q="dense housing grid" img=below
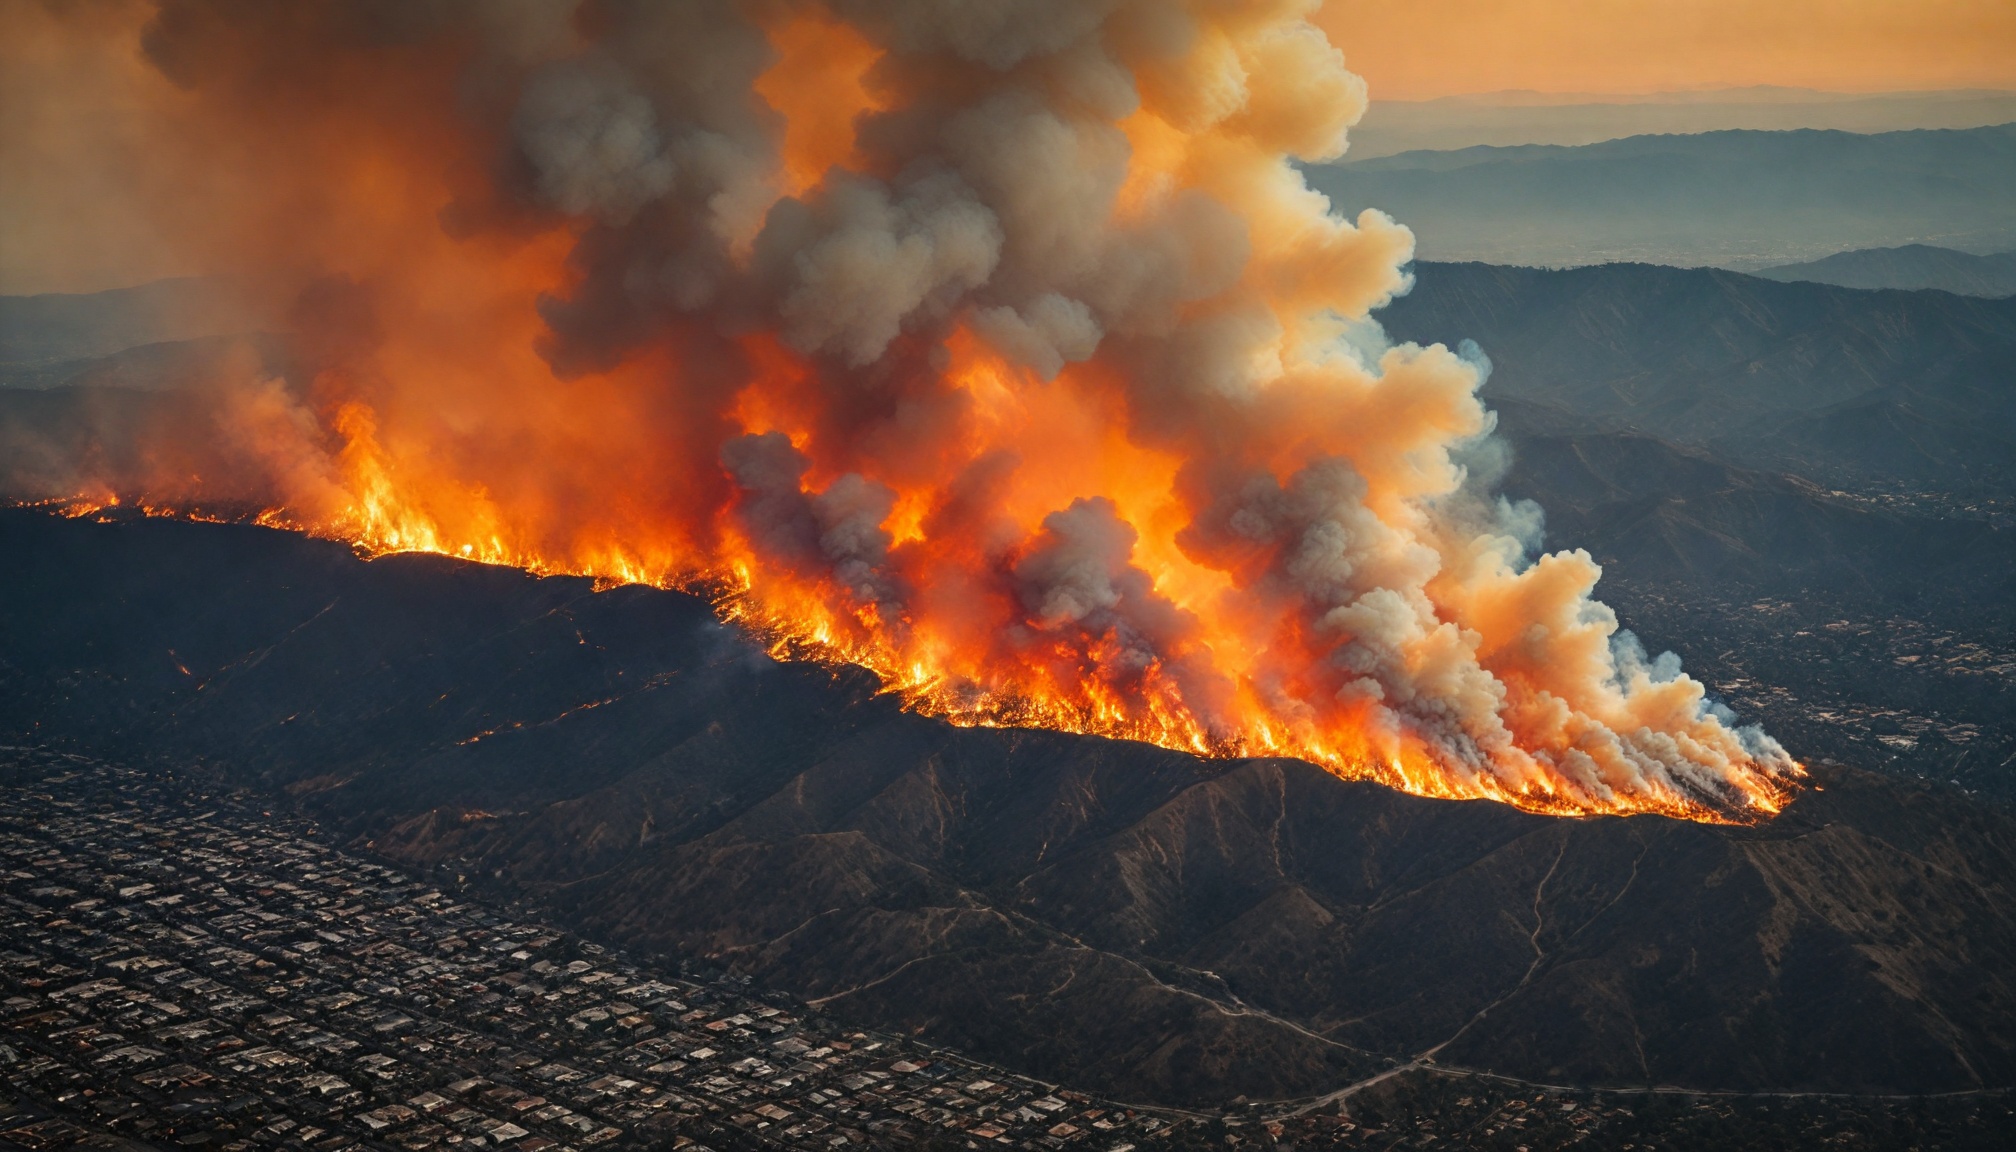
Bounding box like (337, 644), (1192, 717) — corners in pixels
(3, 749), (2010, 1152)
(0, 751), (1172, 1152)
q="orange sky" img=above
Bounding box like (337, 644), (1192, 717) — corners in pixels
(4, 0), (2013, 295)
(1317, 0), (2016, 100)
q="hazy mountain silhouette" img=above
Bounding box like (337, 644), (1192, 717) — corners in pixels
(0, 277), (265, 383)
(1307, 124), (2016, 269)
(1346, 88), (2016, 160)
(1757, 244), (2016, 297)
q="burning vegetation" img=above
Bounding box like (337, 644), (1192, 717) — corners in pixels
(7, 0), (1798, 820)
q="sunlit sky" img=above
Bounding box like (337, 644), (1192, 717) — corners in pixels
(1317, 0), (2016, 100)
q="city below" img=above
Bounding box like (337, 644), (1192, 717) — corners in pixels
(2, 749), (1173, 1152)
(3, 748), (2005, 1152)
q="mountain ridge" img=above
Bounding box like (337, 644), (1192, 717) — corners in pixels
(1308, 124), (2016, 268)
(1757, 244), (2016, 297)
(1344, 89), (2016, 160)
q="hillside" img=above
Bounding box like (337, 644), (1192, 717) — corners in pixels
(1306, 124), (2016, 269)
(1379, 261), (2016, 494)
(3, 510), (2013, 1107)
(1757, 244), (2016, 297)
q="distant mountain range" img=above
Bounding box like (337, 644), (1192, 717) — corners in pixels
(1307, 123), (2016, 269)
(1347, 87), (2016, 160)
(1757, 244), (2016, 297)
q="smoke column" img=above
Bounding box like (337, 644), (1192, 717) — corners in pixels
(2, 0), (1798, 820)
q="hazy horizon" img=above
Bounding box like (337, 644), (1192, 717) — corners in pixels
(1344, 85), (2016, 160)
(1316, 0), (2016, 101)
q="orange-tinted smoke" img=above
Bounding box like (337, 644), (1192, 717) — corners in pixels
(6, 0), (1800, 822)
(753, 8), (884, 198)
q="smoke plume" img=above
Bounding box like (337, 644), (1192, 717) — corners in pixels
(1, 0), (1798, 818)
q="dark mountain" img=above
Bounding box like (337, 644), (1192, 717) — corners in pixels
(1306, 124), (2016, 269)
(1380, 261), (2016, 494)
(4, 510), (2014, 1108)
(1757, 244), (2016, 297)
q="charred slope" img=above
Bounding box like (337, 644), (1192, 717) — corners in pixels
(3, 510), (2015, 1105)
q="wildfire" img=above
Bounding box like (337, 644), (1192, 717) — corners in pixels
(46, 351), (1798, 826)
(9, 0), (1801, 823)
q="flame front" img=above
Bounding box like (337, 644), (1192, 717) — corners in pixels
(11, 1), (1800, 822)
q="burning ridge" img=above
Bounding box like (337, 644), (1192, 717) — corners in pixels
(4, 1), (1799, 821)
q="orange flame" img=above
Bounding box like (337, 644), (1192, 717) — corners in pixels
(45, 315), (1797, 824)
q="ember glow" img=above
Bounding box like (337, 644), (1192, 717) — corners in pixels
(8, 1), (1800, 821)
